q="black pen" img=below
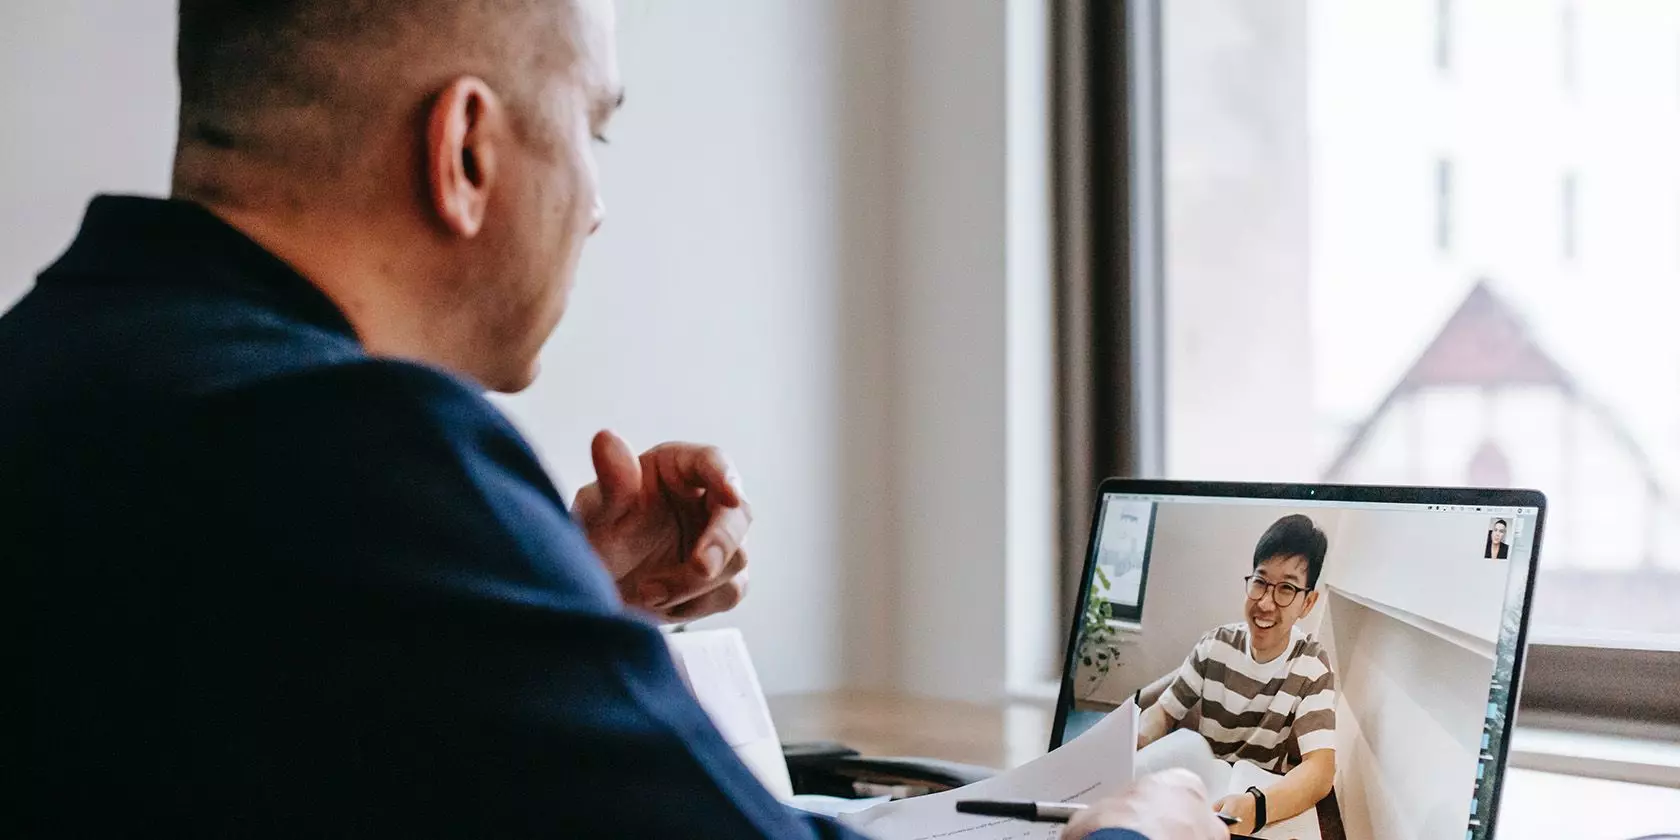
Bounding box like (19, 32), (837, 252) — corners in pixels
(954, 799), (1242, 828)
(956, 799), (1088, 822)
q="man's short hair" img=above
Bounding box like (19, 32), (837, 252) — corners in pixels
(175, 1), (570, 172)
(1253, 514), (1329, 589)
(1494, 519), (1508, 527)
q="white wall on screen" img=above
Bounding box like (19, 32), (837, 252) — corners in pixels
(1319, 593), (1492, 840)
(1322, 509), (1516, 645)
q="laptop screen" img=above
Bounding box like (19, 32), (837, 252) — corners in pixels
(1050, 482), (1544, 840)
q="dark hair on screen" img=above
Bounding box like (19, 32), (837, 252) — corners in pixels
(1253, 514), (1329, 589)
(1494, 519), (1508, 527)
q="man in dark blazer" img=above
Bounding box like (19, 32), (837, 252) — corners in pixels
(1, 1), (1221, 838)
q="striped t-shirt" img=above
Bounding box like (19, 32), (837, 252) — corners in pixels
(1156, 623), (1336, 772)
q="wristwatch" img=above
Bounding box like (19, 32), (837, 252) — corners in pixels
(1247, 786), (1268, 829)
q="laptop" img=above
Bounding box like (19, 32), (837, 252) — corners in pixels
(1049, 480), (1546, 840)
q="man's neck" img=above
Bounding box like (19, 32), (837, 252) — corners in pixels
(1251, 631), (1291, 664)
(190, 198), (474, 376)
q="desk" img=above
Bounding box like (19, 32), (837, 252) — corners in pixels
(769, 691), (1680, 840)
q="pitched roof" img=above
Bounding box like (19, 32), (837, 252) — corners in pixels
(1323, 280), (1662, 497)
(1400, 281), (1573, 389)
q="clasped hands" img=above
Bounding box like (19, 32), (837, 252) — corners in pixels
(572, 430), (752, 622)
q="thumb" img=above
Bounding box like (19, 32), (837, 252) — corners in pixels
(589, 429), (642, 517)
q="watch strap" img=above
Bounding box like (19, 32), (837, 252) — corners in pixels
(1247, 785), (1268, 829)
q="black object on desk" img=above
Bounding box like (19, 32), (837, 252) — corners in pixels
(783, 741), (999, 800)
(955, 800), (1245, 831)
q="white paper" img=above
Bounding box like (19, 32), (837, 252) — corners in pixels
(788, 794), (894, 819)
(839, 700), (1140, 840)
(1134, 730), (1322, 840)
(841, 703), (1322, 840)
(666, 628), (776, 747)
(1227, 760), (1321, 840)
(664, 628), (793, 800)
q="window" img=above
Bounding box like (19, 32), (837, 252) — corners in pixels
(1152, 0), (1677, 648)
(1058, 0), (1680, 730)
(1436, 157), (1454, 252)
(1561, 170), (1578, 261)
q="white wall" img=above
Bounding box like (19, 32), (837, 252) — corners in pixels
(0, 0), (177, 306)
(0, 0), (906, 695)
(890, 0), (1059, 703)
(1081, 503), (1344, 706)
(888, 0), (1009, 700)
(516, 0), (1058, 700)
(1, 0), (1056, 701)
(494, 0), (904, 695)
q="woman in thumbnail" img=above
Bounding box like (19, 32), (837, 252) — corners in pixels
(1485, 519), (1510, 559)
(1136, 515), (1337, 835)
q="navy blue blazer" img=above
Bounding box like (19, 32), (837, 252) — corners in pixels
(1, 197), (1147, 840)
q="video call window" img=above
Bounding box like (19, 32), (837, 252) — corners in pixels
(1058, 492), (1537, 840)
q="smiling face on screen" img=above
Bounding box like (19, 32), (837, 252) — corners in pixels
(1244, 514), (1328, 661)
(1245, 554), (1319, 659)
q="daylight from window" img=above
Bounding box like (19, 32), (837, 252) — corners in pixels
(1161, 0), (1680, 643)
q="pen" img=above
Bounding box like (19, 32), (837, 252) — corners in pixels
(955, 799), (1088, 822)
(953, 800), (1241, 828)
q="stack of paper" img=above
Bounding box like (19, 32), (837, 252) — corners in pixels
(838, 702), (1141, 840)
(1134, 729), (1321, 840)
(844, 703), (1322, 840)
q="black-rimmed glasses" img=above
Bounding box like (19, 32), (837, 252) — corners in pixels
(1243, 575), (1309, 607)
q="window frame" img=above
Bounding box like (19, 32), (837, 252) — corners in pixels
(1057, 0), (1680, 731)
(1561, 169), (1579, 261)
(1051, 0), (1166, 626)
(1437, 156), (1455, 252)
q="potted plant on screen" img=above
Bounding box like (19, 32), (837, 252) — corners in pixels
(1077, 566), (1122, 701)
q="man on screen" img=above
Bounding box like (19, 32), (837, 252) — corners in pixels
(1136, 515), (1337, 835)
(1485, 519), (1510, 559)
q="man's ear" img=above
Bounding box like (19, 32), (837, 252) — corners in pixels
(425, 77), (502, 238)
(1303, 589), (1320, 615)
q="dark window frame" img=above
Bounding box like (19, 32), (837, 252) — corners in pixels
(1054, 0), (1680, 731)
(1052, 0), (1165, 627)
